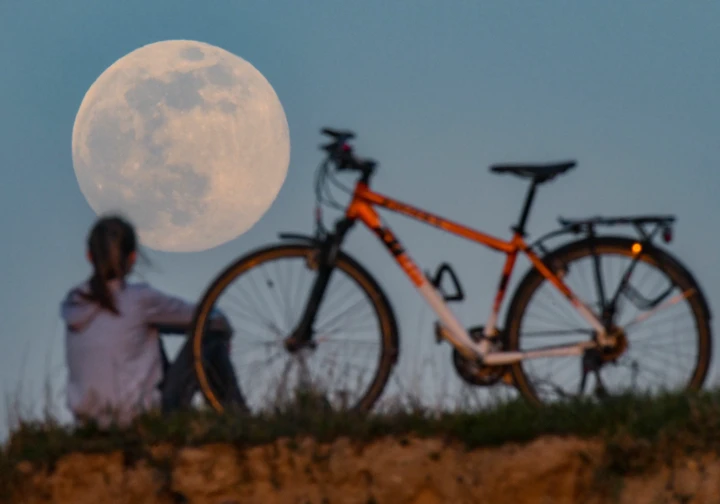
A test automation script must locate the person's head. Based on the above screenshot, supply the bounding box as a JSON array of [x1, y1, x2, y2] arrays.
[[83, 214, 138, 314]]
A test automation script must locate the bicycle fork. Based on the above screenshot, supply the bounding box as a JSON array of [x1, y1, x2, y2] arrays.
[[283, 218, 355, 352]]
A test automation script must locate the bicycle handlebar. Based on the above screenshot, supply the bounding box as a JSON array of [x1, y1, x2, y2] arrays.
[[320, 128, 377, 182]]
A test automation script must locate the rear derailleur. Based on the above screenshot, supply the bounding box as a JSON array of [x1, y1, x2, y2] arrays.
[[580, 325, 629, 398]]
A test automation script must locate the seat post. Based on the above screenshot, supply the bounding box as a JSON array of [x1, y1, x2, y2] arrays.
[[512, 179, 539, 236]]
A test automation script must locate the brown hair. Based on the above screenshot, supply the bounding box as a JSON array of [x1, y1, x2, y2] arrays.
[[80, 215, 137, 314]]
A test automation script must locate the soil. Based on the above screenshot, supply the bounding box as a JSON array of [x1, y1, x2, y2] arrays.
[[8, 435, 720, 503]]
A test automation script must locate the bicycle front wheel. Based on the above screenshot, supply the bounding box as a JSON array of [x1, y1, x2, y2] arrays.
[[505, 236, 712, 406], [191, 242, 400, 414]]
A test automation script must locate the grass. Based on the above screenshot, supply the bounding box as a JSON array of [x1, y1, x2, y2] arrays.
[[3, 386, 720, 499]]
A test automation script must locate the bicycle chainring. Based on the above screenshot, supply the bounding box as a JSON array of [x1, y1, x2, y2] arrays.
[[452, 326, 510, 387]]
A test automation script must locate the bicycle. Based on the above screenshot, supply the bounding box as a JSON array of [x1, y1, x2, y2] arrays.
[[190, 127, 713, 414]]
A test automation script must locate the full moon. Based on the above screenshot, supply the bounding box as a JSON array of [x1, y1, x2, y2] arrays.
[[71, 40, 290, 252]]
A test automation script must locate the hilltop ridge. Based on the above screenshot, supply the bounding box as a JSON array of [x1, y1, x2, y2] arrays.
[[3, 390, 720, 503]]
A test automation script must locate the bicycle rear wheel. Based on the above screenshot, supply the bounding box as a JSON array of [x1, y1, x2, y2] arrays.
[[191, 242, 399, 414], [505, 236, 712, 406]]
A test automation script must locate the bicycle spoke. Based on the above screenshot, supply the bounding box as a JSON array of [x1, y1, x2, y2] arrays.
[[512, 242, 706, 405], [197, 247, 389, 413]]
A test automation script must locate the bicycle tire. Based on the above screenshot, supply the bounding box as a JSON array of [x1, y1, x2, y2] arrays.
[[505, 235, 712, 406], [190, 242, 400, 414]]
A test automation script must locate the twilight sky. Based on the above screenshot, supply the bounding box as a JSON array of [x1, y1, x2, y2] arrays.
[[1, 0, 719, 439]]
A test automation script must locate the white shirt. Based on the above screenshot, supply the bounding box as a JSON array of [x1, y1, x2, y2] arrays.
[[59, 279, 228, 428]]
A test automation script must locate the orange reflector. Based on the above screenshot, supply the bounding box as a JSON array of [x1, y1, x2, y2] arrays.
[[631, 243, 642, 254]]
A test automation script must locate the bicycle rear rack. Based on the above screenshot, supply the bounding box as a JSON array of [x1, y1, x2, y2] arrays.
[[531, 214, 676, 256]]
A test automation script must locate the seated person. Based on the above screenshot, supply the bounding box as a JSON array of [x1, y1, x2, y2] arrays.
[[59, 214, 243, 428]]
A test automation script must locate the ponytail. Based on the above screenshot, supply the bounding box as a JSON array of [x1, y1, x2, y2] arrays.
[[80, 215, 138, 314]]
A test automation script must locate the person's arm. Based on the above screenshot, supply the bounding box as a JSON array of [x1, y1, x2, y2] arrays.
[[139, 284, 231, 335]]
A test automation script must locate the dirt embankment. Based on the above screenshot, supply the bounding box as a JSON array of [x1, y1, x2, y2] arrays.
[[8, 435, 720, 504]]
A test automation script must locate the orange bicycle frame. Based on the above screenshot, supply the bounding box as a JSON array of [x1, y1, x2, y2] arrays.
[[345, 182, 607, 364]]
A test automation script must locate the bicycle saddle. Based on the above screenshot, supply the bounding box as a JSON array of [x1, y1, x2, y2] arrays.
[[490, 161, 576, 183]]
